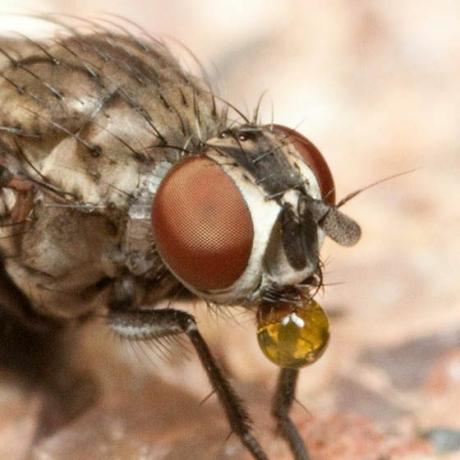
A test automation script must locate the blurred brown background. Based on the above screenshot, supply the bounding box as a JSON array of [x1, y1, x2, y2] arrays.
[[0, 1, 459, 459]]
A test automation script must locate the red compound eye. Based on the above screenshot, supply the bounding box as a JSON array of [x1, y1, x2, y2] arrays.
[[272, 125, 335, 204], [152, 156, 254, 291]]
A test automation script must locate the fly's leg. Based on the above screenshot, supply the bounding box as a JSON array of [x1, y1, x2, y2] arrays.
[[272, 368, 310, 460], [108, 308, 269, 460]]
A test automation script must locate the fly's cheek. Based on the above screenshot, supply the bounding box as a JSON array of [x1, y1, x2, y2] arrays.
[[152, 156, 254, 291], [272, 125, 336, 205]]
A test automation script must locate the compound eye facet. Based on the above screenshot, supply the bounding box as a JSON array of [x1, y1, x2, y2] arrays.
[[272, 125, 336, 205], [152, 156, 254, 291]]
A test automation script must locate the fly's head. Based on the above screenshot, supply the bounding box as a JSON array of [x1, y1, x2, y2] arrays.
[[152, 124, 361, 368]]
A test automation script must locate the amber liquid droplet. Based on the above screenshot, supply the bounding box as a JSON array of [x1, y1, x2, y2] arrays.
[[256, 299, 329, 369]]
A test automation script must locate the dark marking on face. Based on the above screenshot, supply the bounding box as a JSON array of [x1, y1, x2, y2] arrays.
[[280, 205, 308, 271], [212, 125, 303, 197]]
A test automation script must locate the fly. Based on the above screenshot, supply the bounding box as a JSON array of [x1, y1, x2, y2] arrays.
[[0, 16, 360, 460]]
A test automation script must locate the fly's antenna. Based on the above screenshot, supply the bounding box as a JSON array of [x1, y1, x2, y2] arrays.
[[337, 168, 418, 208]]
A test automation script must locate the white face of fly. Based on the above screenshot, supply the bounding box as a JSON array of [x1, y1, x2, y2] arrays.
[[151, 124, 361, 305]]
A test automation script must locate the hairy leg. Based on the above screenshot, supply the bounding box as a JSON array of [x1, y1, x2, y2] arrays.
[[108, 308, 269, 460], [272, 368, 310, 460]]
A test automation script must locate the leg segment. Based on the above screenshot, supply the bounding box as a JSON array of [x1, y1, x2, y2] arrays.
[[108, 308, 269, 460], [271, 368, 310, 460]]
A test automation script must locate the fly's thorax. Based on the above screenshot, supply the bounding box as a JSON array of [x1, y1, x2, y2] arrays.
[[0, 199, 123, 319], [0, 166, 178, 319], [0, 30, 231, 318], [0, 29, 226, 223], [0, 150, 187, 318]]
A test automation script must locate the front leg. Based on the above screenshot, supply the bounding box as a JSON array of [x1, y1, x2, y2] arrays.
[[272, 368, 310, 460], [108, 308, 269, 460]]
